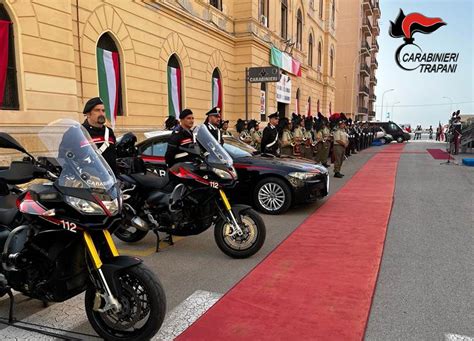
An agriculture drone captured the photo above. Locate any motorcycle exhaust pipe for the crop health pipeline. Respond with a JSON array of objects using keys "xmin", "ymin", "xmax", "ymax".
[{"xmin": 131, "ymin": 216, "xmax": 149, "ymax": 231}]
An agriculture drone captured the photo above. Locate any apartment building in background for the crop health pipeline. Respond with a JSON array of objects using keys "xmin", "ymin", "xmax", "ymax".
[{"xmin": 334, "ymin": 0, "xmax": 380, "ymax": 121}]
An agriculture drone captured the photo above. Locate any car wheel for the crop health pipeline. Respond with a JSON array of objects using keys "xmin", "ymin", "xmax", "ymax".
[
  {"xmin": 396, "ymin": 137, "xmax": 404, "ymax": 143},
  {"xmin": 254, "ymin": 177, "xmax": 292, "ymax": 215}
]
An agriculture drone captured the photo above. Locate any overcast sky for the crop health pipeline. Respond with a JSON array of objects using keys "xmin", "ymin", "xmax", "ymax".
[{"xmin": 374, "ymin": 0, "xmax": 473, "ymax": 127}]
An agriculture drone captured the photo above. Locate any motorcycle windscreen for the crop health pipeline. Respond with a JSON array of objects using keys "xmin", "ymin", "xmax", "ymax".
[
  {"xmin": 194, "ymin": 124, "xmax": 233, "ymax": 167},
  {"xmin": 39, "ymin": 119, "xmax": 116, "ymax": 192}
]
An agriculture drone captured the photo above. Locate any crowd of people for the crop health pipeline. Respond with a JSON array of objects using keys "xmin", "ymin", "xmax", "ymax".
[{"xmin": 227, "ymin": 112, "xmax": 378, "ymax": 178}]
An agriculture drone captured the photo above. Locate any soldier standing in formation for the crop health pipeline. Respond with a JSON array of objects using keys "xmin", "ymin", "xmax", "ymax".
[
  {"xmin": 279, "ymin": 118, "xmax": 293, "ymax": 156},
  {"xmin": 236, "ymin": 119, "xmax": 253, "ymax": 144},
  {"xmin": 261, "ymin": 112, "xmax": 280, "ymax": 155},
  {"xmin": 221, "ymin": 120, "xmax": 233, "ymax": 137},
  {"xmin": 248, "ymin": 119, "xmax": 262, "ymax": 151},
  {"xmin": 204, "ymin": 106, "xmax": 223, "ymax": 145},
  {"xmin": 332, "ymin": 114, "xmax": 349, "ymax": 178},
  {"xmin": 301, "ymin": 116, "xmax": 314, "ymax": 160}
]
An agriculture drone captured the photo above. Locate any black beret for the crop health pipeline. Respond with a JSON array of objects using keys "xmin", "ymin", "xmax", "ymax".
[
  {"xmin": 268, "ymin": 111, "xmax": 279, "ymax": 119},
  {"xmin": 83, "ymin": 97, "xmax": 103, "ymax": 114},
  {"xmin": 206, "ymin": 107, "xmax": 220, "ymax": 116},
  {"xmin": 179, "ymin": 109, "xmax": 193, "ymax": 119}
]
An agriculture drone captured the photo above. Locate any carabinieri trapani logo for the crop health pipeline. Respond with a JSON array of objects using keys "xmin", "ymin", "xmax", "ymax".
[{"xmin": 389, "ymin": 9, "xmax": 459, "ymax": 73}]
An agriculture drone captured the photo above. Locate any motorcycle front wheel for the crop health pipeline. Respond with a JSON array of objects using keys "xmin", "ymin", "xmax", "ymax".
[
  {"xmin": 214, "ymin": 208, "xmax": 266, "ymax": 259},
  {"xmin": 85, "ymin": 264, "xmax": 166, "ymax": 341}
]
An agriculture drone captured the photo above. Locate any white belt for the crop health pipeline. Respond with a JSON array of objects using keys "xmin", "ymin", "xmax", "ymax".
[{"xmin": 97, "ymin": 127, "xmax": 110, "ymax": 155}]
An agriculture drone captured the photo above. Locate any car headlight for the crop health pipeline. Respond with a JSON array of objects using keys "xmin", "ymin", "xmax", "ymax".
[
  {"xmin": 65, "ymin": 195, "xmax": 104, "ymax": 215},
  {"xmin": 288, "ymin": 172, "xmax": 318, "ymax": 180},
  {"xmin": 213, "ymin": 168, "xmax": 233, "ymax": 180},
  {"xmin": 102, "ymin": 198, "xmax": 119, "ymax": 215}
]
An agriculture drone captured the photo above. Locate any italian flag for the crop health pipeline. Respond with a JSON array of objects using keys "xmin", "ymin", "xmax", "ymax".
[
  {"xmin": 0, "ymin": 20, "xmax": 10, "ymax": 107},
  {"xmin": 212, "ymin": 77, "xmax": 222, "ymax": 109},
  {"xmin": 97, "ymin": 47, "xmax": 120, "ymax": 128},
  {"xmin": 168, "ymin": 66, "xmax": 181, "ymax": 117},
  {"xmin": 270, "ymin": 46, "xmax": 302, "ymax": 77}
]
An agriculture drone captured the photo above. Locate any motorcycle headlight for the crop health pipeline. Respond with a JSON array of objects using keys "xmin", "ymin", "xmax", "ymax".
[
  {"xmin": 288, "ymin": 172, "xmax": 318, "ymax": 180},
  {"xmin": 102, "ymin": 198, "xmax": 119, "ymax": 216},
  {"xmin": 65, "ymin": 195, "xmax": 104, "ymax": 215},
  {"xmin": 213, "ymin": 168, "xmax": 233, "ymax": 180}
]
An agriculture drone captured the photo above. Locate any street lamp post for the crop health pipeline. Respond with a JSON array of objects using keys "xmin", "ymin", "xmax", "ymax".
[
  {"xmin": 391, "ymin": 101, "xmax": 400, "ymax": 121},
  {"xmin": 380, "ymin": 88, "xmax": 394, "ymax": 121},
  {"xmin": 350, "ymin": 47, "xmax": 374, "ymax": 119},
  {"xmin": 442, "ymin": 96, "xmax": 453, "ymax": 113}
]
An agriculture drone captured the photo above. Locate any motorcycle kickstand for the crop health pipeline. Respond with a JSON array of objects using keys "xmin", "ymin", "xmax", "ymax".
[
  {"xmin": 7, "ymin": 288, "xmax": 14, "ymax": 324},
  {"xmin": 152, "ymin": 229, "xmax": 161, "ymax": 252}
]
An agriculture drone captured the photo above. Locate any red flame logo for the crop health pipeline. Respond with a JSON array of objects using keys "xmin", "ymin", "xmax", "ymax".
[{"xmin": 390, "ymin": 9, "xmax": 446, "ymax": 42}]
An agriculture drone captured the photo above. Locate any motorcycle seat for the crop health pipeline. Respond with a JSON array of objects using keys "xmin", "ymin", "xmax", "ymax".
[
  {"xmin": 0, "ymin": 207, "xmax": 17, "ymax": 226},
  {"xmin": 130, "ymin": 173, "xmax": 170, "ymax": 190}
]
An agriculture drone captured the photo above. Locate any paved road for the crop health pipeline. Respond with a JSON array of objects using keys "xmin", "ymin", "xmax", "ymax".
[
  {"xmin": 1, "ymin": 140, "xmax": 472, "ymax": 340},
  {"xmin": 0, "ymin": 147, "xmax": 374, "ymax": 339},
  {"xmin": 365, "ymin": 142, "xmax": 474, "ymax": 341}
]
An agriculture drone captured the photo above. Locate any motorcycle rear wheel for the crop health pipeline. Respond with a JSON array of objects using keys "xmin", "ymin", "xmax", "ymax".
[
  {"xmin": 214, "ymin": 208, "xmax": 266, "ymax": 259},
  {"xmin": 85, "ymin": 264, "xmax": 166, "ymax": 341}
]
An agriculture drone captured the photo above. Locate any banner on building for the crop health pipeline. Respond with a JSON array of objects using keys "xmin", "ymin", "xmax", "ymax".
[
  {"xmin": 276, "ymin": 75, "xmax": 291, "ymax": 104},
  {"xmin": 270, "ymin": 47, "xmax": 301, "ymax": 77},
  {"xmin": 167, "ymin": 66, "xmax": 182, "ymax": 118},
  {"xmin": 260, "ymin": 90, "xmax": 266, "ymax": 116},
  {"xmin": 212, "ymin": 77, "xmax": 222, "ymax": 109},
  {"xmin": 0, "ymin": 20, "xmax": 10, "ymax": 107},
  {"xmin": 97, "ymin": 47, "xmax": 120, "ymax": 128}
]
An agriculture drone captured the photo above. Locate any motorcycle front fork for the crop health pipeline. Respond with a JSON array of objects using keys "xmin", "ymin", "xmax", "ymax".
[
  {"xmin": 219, "ymin": 190, "xmax": 244, "ymax": 237},
  {"xmin": 83, "ymin": 230, "xmax": 122, "ymax": 313}
]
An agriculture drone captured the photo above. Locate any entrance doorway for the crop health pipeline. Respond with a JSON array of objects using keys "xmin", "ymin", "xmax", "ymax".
[{"xmin": 277, "ymin": 102, "xmax": 287, "ymax": 119}]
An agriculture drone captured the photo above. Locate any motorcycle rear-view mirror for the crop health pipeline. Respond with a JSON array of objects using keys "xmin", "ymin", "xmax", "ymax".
[{"xmin": 0, "ymin": 132, "xmax": 37, "ymax": 162}]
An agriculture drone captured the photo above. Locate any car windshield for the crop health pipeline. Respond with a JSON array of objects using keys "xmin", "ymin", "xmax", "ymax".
[
  {"xmin": 222, "ymin": 136, "xmax": 255, "ymax": 158},
  {"xmin": 194, "ymin": 125, "xmax": 233, "ymax": 167},
  {"xmin": 39, "ymin": 119, "xmax": 116, "ymax": 191}
]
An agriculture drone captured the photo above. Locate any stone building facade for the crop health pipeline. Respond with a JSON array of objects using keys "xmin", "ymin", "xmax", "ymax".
[{"xmin": 0, "ymin": 0, "xmax": 338, "ymax": 160}]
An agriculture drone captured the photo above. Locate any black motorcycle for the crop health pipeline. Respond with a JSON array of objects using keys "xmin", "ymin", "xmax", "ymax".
[
  {"xmin": 115, "ymin": 125, "xmax": 266, "ymax": 259},
  {"xmin": 0, "ymin": 120, "xmax": 166, "ymax": 341}
]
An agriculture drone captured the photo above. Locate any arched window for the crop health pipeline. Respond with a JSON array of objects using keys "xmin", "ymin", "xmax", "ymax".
[
  {"xmin": 211, "ymin": 68, "xmax": 222, "ymax": 111},
  {"xmin": 0, "ymin": 4, "xmax": 19, "ymax": 110},
  {"xmin": 295, "ymin": 88, "xmax": 300, "ymax": 115},
  {"xmin": 281, "ymin": 0, "xmax": 288, "ymax": 39},
  {"xmin": 317, "ymin": 99, "xmax": 320, "ymax": 113},
  {"xmin": 331, "ymin": 0, "xmax": 336, "ymax": 27},
  {"xmin": 308, "ymin": 34, "xmax": 313, "ymax": 67},
  {"xmin": 317, "ymin": 41, "xmax": 322, "ymax": 69},
  {"xmin": 319, "ymin": 0, "xmax": 324, "ymax": 19},
  {"xmin": 296, "ymin": 9, "xmax": 303, "ymax": 49},
  {"xmin": 167, "ymin": 54, "xmax": 182, "ymax": 118},
  {"xmin": 210, "ymin": 0, "xmax": 222, "ymax": 11},
  {"xmin": 330, "ymin": 47, "xmax": 335, "ymax": 77},
  {"xmin": 307, "ymin": 97, "xmax": 311, "ymax": 116},
  {"xmin": 97, "ymin": 33, "xmax": 123, "ymax": 125},
  {"xmin": 329, "ymin": 101, "xmax": 332, "ymax": 115}
]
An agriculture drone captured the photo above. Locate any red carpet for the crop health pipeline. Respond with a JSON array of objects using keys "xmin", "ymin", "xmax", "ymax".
[
  {"xmin": 178, "ymin": 144, "xmax": 404, "ymax": 341},
  {"xmin": 426, "ymin": 148, "xmax": 454, "ymax": 160}
]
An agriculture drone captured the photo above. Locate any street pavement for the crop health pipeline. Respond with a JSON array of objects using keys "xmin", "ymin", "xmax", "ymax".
[
  {"xmin": 0, "ymin": 139, "xmax": 472, "ymax": 340},
  {"xmin": 365, "ymin": 141, "xmax": 474, "ymax": 341}
]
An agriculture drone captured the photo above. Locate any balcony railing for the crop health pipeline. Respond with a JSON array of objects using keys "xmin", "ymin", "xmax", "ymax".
[
  {"xmin": 360, "ymin": 63, "xmax": 370, "ymax": 75},
  {"xmin": 360, "ymin": 40, "xmax": 370, "ymax": 54},
  {"xmin": 359, "ymin": 84, "xmax": 370, "ymax": 95},
  {"xmin": 362, "ymin": 0, "xmax": 372, "ymax": 13},
  {"xmin": 373, "ymin": 0, "xmax": 381, "ymax": 17},
  {"xmin": 372, "ymin": 19, "xmax": 380, "ymax": 35},
  {"xmin": 372, "ymin": 40, "xmax": 379, "ymax": 51},
  {"xmin": 369, "ymin": 93, "xmax": 377, "ymax": 101},
  {"xmin": 362, "ymin": 17, "xmax": 372, "ymax": 35},
  {"xmin": 358, "ymin": 107, "xmax": 369, "ymax": 114},
  {"xmin": 370, "ymin": 75, "xmax": 377, "ymax": 85},
  {"xmin": 371, "ymin": 57, "xmax": 378, "ymax": 67}
]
